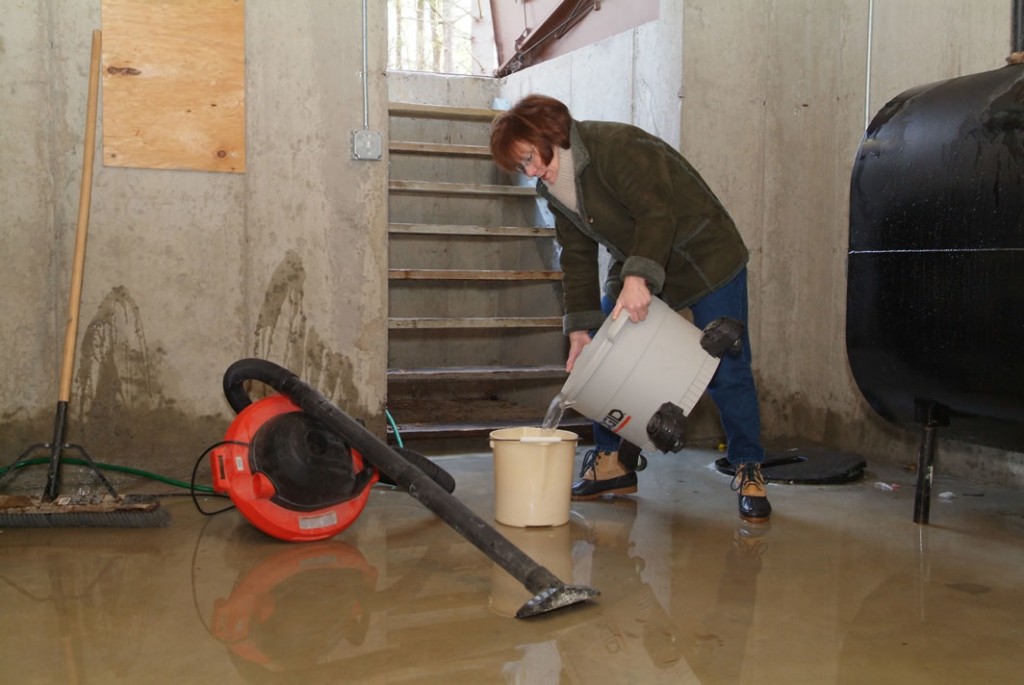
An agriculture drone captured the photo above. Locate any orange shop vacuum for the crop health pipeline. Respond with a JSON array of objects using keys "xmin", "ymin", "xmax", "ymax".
[{"xmin": 209, "ymin": 359, "xmax": 599, "ymax": 618}]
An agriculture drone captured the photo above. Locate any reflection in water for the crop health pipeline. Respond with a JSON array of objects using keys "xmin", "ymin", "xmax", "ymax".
[
  {"xmin": 193, "ymin": 495, "xmax": 772, "ymax": 684},
  {"xmin": 836, "ymin": 525, "xmax": 1015, "ymax": 684},
  {"xmin": 195, "ymin": 516, "xmax": 456, "ymax": 683},
  {"xmin": 4, "ymin": 456, "xmax": 1020, "ymax": 683},
  {"xmin": 1, "ymin": 560, "xmax": 119, "ymax": 684},
  {"xmin": 488, "ymin": 521, "xmax": 575, "ymax": 617},
  {"xmin": 688, "ymin": 521, "xmax": 770, "ymax": 684},
  {"xmin": 209, "ymin": 541, "xmax": 377, "ymax": 675},
  {"xmin": 555, "ymin": 498, "xmax": 772, "ymax": 683},
  {"xmin": 204, "ymin": 505, "xmax": 690, "ymax": 683},
  {"xmin": 0, "ymin": 543, "xmax": 157, "ymax": 684},
  {"xmin": 556, "ymin": 500, "xmax": 696, "ymax": 682},
  {"xmin": 197, "ymin": 512, "xmax": 579, "ymax": 683}
]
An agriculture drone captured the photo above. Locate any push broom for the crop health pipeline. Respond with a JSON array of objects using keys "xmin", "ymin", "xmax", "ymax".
[{"xmin": 0, "ymin": 30, "xmax": 168, "ymax": 528}]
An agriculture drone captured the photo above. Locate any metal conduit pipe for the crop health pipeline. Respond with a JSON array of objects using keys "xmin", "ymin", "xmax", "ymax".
[
  {"xmin": 1015, "ymin": 0, "xmax": 1024, "ymax": 52},
  {"xmin": 351, "ymin": 0, "xmax": 382, "ymax": 160},
  {"xmin": 361, "ymin": 0, "xmax": 369, "ymax": 129},
  {"xmin": 864, "ymin": 0, "xmax": 874, "ymax": 131}
]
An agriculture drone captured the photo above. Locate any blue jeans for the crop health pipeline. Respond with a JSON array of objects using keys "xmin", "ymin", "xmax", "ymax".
[{"xmin": 592, "ymin": 268, "xmax": 765, "ymax": 466}]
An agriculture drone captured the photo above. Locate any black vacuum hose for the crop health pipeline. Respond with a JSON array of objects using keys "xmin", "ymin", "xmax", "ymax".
[{"xmin": 223, "ymin": 360, "xmax": 455, "ymax": 494}]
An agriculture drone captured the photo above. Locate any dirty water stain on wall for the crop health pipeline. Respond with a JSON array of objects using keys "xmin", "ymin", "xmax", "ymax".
[
  {"xmin": 6, "ymin": 255, "xmax": 365, "ymax": 479},
  {"xmin": 75, "ymin": 285, "xmax": 153, "ymax": 422},
  {"xmin": 254, "ymin": 250, "xmax": 362, "ymax": 417},
  {"xmin": 58, "ymin": 285, "xmax": 224, "ymax": 477}
]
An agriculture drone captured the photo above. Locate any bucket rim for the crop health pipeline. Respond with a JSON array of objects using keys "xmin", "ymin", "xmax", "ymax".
[{"xmin": 488, "ymin": 427, "xmax": 579, "ymax": 442}]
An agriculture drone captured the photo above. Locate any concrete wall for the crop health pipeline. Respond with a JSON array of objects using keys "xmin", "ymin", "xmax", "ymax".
[
  {"xmin": 502, "ymin": 0, "xmax": 1023, "ymax": 487},
  {"xmin": 0, "ymin": 2, "xmax": 389, "ymax": 477},
  {"xmin": 2, "ymin": 0, "xmax": 1020, "ymax": 488},
  {"xmin": 500, "ymin": 4, "xmax": 683, "ymax": 145},
  {"xmin": 681, "ymin": 0, "xmax": 1020, "ymax": 486}
]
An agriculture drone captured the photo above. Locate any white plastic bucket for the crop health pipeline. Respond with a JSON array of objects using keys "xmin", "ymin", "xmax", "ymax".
[
  {"xmin": 489, "ymin": 427, "xmax": 578, "ymax": 527},
  {"xmin": 560, "ymin": 296, "xmax": 719, "ymax": 452}
]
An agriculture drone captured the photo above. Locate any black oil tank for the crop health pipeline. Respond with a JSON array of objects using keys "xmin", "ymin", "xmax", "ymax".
[{"xmin": 847, "ymin": 63, "xmax": 1024, "ymax": 452}]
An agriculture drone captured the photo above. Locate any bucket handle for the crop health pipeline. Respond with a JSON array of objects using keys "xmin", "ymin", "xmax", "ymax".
[
  {"xmin": 604, "ymin": 312, "xmax": 630, "ymax": 342},
  {"xmin": 562, "ymin": 314, "xmax": 629, "ymax": 402}
]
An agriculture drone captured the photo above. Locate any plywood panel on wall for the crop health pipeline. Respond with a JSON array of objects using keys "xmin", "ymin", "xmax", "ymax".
[{"xmin": 101, "ymin": 0, "xmax": 245, "ymax": 173}]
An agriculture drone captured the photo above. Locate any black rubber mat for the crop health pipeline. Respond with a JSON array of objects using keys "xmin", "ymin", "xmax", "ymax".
[{"xmin": 715, "ymin": 446, "xmax": 867, "ymax": 485}]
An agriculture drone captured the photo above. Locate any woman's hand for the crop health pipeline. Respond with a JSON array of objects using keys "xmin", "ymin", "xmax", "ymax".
[
  {"xmin": 611, "ymin": 275, "xmax": 652, "ymax": 323},
  {"xmin": 566, "ymin": 330, "xmax": 593, "ymax": 373}
]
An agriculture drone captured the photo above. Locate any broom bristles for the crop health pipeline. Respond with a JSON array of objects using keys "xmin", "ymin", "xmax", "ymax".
[{"xmin": 0, "ymin": 494, "xmax": 170, "ymax": 528}]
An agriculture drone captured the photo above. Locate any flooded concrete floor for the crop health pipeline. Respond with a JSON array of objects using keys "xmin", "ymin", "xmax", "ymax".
[{"xmin": 1, "ymin": 446, "xmax": 1022, "ymax": 684}]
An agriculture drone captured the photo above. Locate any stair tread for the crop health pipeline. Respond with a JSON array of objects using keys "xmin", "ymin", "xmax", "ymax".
[
  {"xmin": 389, "ymin": 268, "xmax": 561, "ymax": 281},
  {"xmin": 387, "ymin": 396, "xmax": 562, "ymax": 418},
  {"xmin": 388, "ymin": 365, "xmax": 567, "ymax": 381},
  {"xmin": 390, "ymin": 180, "xmax": 536, "ymax": 197},
  {"xmin": 390, "ymin": 141, "xmax": 492, "ymax": 157},
  {"xmin": 388, "ymin": 416, "xmax": 590, "ymax": 437},
  {"xmin": 389, "ymin": 223, "xmax": 552, "ymax": 237},
  {"xmin": 389, "ymin": 102, "xmax": 500, "ymax": 121},
  {"xmin": 388, "ymin": 412, "xmax": 590, "ymax": 434},
  {"xmin": 389, "ymin": 316, "xmax": 562, "ymax": 329}
]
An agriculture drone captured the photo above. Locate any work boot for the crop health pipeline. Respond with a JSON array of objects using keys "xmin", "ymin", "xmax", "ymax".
[
  {"xmin": 571, "ymin": 449, "xmax": 637, "ymax": 501},
  {"xmin": 731, "ymin": 463, "xmax": 772, "ymax": 522}
]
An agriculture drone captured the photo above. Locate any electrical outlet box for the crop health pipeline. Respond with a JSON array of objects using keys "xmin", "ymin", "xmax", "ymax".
[{"xmin": 351, "ymin": 129, "xmax": 382, "ymax": 161}]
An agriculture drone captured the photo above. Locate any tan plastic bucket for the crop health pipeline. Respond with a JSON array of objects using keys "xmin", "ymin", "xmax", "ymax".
[{"xmin": 489, "ymin": 427, "xmax": 578, "ymax": 527}]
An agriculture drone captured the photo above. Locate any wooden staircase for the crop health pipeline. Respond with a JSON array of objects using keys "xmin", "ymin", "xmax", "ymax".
[{"xmin": 385, "ymin": 102, "xmax": 589, "ymax": 451}]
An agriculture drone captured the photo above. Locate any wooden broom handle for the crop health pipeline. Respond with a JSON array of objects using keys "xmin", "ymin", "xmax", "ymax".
[{"xmin": 58, "ymin": 29, "xmax": 101, "ymax": 403}]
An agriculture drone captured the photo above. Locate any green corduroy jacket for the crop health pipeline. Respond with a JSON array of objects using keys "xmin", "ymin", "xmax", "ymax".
[{"xmin": 537, "ymin": 120, "xmax": 749, "ymax": 334}]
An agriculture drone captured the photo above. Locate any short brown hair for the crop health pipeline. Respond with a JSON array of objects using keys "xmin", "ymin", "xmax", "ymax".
[{"xmin": 490, "ymin": 94, "xmax": 572, "ymax": 172}]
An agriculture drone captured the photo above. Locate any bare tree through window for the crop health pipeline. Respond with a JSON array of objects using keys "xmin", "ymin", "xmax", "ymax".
[{"xmin": 388, "ymin": 0, "xmax": 497, "ymax": 75}]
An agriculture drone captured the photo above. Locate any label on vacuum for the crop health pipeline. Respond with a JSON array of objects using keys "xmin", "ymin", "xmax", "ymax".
[
  {"xmin": 299, "ymin": 511, "xmax": 339, "ymax": 530},
  {"xmin": 600, "ymin": 408, "xmax": 632, "ymax": 434}
]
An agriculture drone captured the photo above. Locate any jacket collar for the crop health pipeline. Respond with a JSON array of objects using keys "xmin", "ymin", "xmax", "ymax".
[
  {"xmin": 567, "ymin": 120, "xmax": 590, "ymax": 175},
  {"xmin": 538, "ymin": 119, "xmax": 589, "ymax": 195}
]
